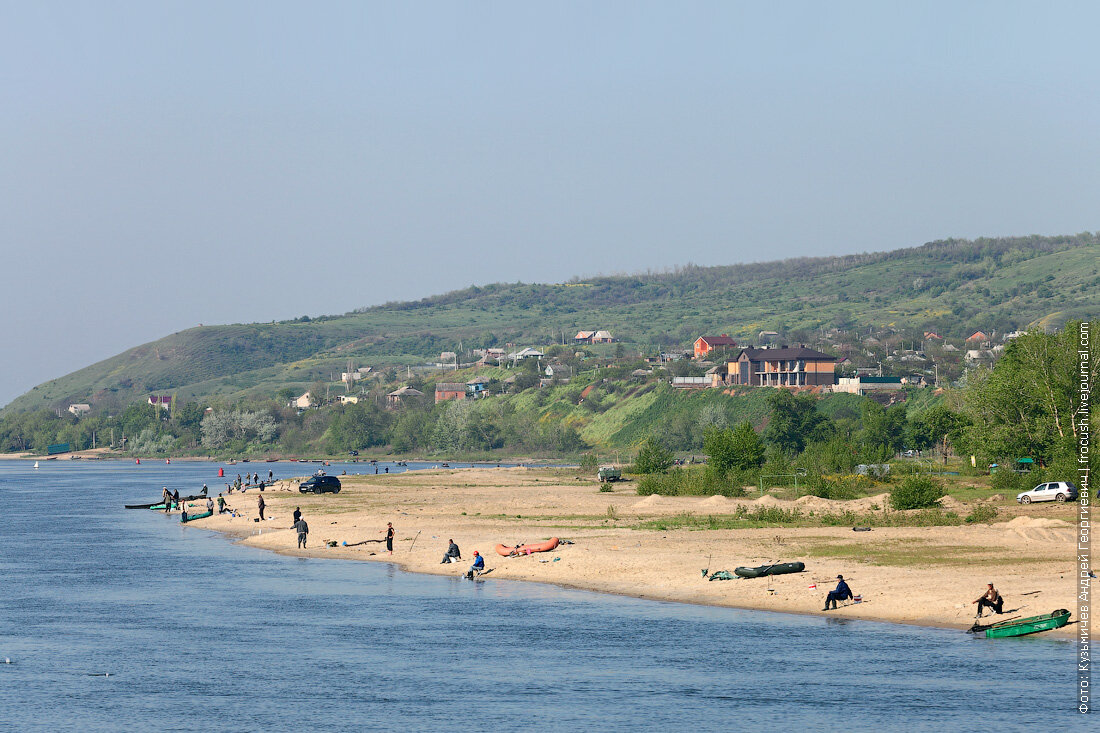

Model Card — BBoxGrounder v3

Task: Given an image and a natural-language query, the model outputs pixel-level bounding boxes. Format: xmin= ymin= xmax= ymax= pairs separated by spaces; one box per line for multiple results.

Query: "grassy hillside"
xmin=6 ymin=232 xmax=1098 ymax=414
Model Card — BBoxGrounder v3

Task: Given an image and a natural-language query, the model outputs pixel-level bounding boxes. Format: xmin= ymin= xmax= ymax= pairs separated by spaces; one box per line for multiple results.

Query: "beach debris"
xmin=852 ymin=527 xmax=872 ymax=532
xmin=702 ymin=570 xmax=736 ymax=581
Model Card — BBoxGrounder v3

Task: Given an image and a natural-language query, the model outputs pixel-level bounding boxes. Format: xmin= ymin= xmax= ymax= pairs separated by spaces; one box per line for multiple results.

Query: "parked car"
xmin=597 ymin=466 xmax=622 ymax=483
xmin=1016 ymin=481 xmax=1078 ymax=504
xmin=299 ymin=475 xmax=342 ymax=494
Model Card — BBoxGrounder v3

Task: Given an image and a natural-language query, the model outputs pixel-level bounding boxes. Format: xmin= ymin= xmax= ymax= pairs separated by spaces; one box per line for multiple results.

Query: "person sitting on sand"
xmin=441 ymin=539 xmax=461 ymax=564
xmin=293 ymin=518 xmax=309 ymax=549
xmin=824 ymin=575 xmax=853 ymax=611
xmin=466 ymin=551 xmax=485 ymax=579
xmin=973 ymin=583 xmax=1004 ymax=617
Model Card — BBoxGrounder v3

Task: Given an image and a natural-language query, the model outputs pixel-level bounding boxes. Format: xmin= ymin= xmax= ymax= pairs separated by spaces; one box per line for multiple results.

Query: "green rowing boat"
xmin=970 ymin=609 xmax=1071 ymax=638
xmin=734 ymin=562 xmax=805 ymax=578
xmin=181 ymin=511 xmax=212 ymax=523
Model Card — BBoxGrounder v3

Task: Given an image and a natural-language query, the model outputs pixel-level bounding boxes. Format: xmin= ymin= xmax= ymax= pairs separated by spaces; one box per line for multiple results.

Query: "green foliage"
xmin=890 ymin=475 xmax=946 ymax=510
xmin=636 ymin=466 xmax=746 ymax=497
xmin=764 ymin=390 xmax=834 ymax=453
xmin=631 ymin=436 xmax=674 ymax=474
xmin=965 ymin=504 xmax=999 ymax=524
xmin=703 ymin=422 xmax=764 ymax=476
xmin=579 ymin=452 xmax=599 ymax=473
xmin=961 ymin=321 xmax=1097 ymax=465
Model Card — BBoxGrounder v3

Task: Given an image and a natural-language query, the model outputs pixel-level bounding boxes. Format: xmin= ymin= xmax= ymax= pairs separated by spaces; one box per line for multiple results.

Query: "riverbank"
xmin=191 ymin=467 xmax=1079 ymax=636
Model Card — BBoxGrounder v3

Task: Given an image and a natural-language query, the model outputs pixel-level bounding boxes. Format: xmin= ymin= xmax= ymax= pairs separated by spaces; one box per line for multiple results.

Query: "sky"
xmin=1 ymin=1 xmax=1098 ymax=406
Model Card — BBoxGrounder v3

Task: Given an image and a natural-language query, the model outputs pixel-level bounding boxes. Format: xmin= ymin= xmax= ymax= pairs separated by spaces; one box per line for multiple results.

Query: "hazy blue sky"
xmin=2 ymin=1 xmax=1098 ymax=406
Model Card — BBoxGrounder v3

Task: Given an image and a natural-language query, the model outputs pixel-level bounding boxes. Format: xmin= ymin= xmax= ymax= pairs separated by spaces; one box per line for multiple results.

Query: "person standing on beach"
xmin=384 ymin=522 xmax=394 ymax=555
xmin=172 ymin=489 xmax=180 ymax=510
xmin=162 ymin=487 xmax=171 ymax=512
xmin=217 ymin=494 xmax=227 ymax=514
xmin=206 ymin=497 xmax=214 ymax=515
xmin=257 ymin=494 xmax=265 ymax=521
xmin=293 ymin=517 xmax=309 ymax=548
xmin=292 ymin=507 xmax=301 ymax=525
xmin=268 ymin=470 xmax=274 ymax=483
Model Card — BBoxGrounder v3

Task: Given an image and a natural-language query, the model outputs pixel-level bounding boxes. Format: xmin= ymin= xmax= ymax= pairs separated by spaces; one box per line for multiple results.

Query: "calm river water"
xmin=0 ymin=460 xmax=1086 ymax=731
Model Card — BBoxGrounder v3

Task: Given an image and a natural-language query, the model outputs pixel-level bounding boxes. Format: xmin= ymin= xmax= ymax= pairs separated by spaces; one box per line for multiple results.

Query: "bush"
xmin=579 ymin=452 xmax=599 ymax=474
xmin=890 ymin=475 xmax=946 ymax=510
xmin=634 ymin=467 xmax=746 ymax=497
xmin=965 ymin=504 xmax=999 ymax=524
xmin=990 ymin=469 xmax=1028 ymax=494
xmin=631 ymin=437 xmax=674 ymax=475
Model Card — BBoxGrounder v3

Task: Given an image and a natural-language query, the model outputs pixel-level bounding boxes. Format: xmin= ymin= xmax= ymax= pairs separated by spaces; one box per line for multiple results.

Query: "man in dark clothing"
xmin=384 ymin=522 xmax=394 ymax=555
xmin=172 ymin=489 xmax=180 ymax=510
xmin=441 ymin=539 xmax=461 ymax=564
xmin=257 ymin=494 xmax=265 ymax=521
xmin=292 ymin=507 xmax=302 ymax=524
xmin=466 ymin=551 xmax=485 ymax=579
xmin=162 ymin=487 xmax=171 ymax=513
xmin=293 ymin=518 xmax=309 ymax=549
xmin=217 ymin=494 xmax=228 ymax=514
xmin=973 ymin=584 xmax=1004 ymax=617
xmin=824 ymin=575 xmax=853 ymax=610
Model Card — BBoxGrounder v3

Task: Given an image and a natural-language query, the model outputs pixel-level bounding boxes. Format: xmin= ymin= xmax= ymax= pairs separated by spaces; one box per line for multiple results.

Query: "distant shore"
xmin=185 ymin=466 xmax=1078 ymax=637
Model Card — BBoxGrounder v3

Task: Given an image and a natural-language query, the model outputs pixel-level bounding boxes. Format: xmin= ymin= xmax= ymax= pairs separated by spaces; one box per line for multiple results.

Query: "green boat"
xmin=970 ymin=609 xmax=1071 ymax=638
xmin=148 ymin=502 xmax=178 ymax=511
xmin=734 ymin=562 xmax=806 ymax=578
xmin=180 ymin=511 xmax=212 ymax=523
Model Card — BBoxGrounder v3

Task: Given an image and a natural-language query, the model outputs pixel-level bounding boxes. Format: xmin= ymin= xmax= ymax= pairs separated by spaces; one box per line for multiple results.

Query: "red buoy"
xmin=135 ymin=458 xmax=140 ymax=465
xmin=218 ymin=467 xmax=224 ymax=477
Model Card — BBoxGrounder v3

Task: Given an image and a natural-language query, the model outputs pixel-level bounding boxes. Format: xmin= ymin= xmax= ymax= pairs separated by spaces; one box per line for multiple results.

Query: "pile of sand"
xmin=1003 ymin=516 xmax=1072 ymax=529
xmin=939 ymin=496 xmax=967 ymax=512
xmin=699 ymin=495 xmax=736 ymax=508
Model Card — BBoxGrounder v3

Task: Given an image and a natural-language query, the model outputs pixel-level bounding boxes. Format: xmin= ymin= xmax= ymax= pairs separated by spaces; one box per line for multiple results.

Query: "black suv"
xmin=298 ymin=475 xmax=342 ymax=494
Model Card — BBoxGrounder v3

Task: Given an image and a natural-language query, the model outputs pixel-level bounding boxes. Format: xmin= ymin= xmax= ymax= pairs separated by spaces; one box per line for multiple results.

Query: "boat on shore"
xmin=496 ymin=538 xmax=560 ymax=556
xmin=969 ymin=609 xmax=1071 ymax=638
xmin=734 ymin=562 xmax=806 ymax=578
xmin=181 ymin=511 xmax=212 ymax=523
xmin=129 ymin=488 xmax=208 ymax=510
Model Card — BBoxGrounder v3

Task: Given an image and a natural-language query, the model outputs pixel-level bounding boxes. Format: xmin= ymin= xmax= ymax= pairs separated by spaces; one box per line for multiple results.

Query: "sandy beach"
xmin=191 ymin=466 xmax=1080 ymax=636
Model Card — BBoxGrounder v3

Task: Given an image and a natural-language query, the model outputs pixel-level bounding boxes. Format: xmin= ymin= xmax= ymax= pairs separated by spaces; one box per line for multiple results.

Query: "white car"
xmin=1016 ymin=481 xmax=1078 ymax=504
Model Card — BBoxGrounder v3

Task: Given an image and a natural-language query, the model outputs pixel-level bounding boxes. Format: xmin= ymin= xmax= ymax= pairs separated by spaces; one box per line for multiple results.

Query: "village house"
xmin=833 ymin=376 xmax=904 ymax=395
xmin=573 ymin=330 xmax=614 ymax=344
xmin=508 ymin=347 xmax=544 ymax=361
xmin=435 ymin=383 xmax=467 ymax=404
xmin=386 ymin=386 xmax=424 ymax=408
xmin=466 ymin=377 xmax=490 ymax=398
xmin=148 ymin=395 xmax=172 ymax=410
xmin=726 ymin=346 xmax=837 ymax=387
xmin=478 ymin=348 xmax=506 ymax=365
xmin=693 ymin=335 xmax=738 ymax=359
xmin=336 ymin=395 xmax=359 ymax=405
xmin=294 ymin=392 xmax=314 ymax=409
xmin=68 ymin=403 xmax=91 ymax=416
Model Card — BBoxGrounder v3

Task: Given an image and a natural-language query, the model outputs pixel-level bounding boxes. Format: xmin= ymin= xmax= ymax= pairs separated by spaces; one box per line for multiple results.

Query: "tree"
xmin=763 ymin=390 xmax=833 ymax=454
xmin=309 ymin=380 xmax=327 ymax=407
xmin=704 ymin=422 xmax=765 ymax=475
xmin=860 ymin=401 xmax=907 ymax=454
xmin=632 ymin=436 xmax=674 ymax=474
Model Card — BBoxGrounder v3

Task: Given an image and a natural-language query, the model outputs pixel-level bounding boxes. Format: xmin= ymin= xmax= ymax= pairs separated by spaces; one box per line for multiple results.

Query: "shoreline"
xmin=176 ymin=467 xmax=1078 ymax=638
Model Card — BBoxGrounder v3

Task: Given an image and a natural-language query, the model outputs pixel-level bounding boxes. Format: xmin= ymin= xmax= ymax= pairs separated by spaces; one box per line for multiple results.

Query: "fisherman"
xmin=293 ymin=517 xmax=309 ymax=549
xmin=466 ymin=550 xmax=485 ymax=579
xmin=206 ymin=496 xmax=214 ymax=515
xmin=384 ymin=522 xmax=394 ymax=555
xmin=823 ymin=575 xmax=853 ymax=611
xmin=172 ymin=489 xmax=180 ymax=510
xmin=973 ymin=583 xmax=1004 ymax=617
xmin=441 ymin=538 xmax=461 ymax=564
xmin=202 ymin=483 xmax=208 ymax=495
xmin=257 ymin=494 xmax=266 ymax=521
xmin=217 ymin=494 xmax=228 ymax=514
xmin=292 ymin=506 xmax=302 ymax=524
xmin=162 ymin=487 xmax=171 ymax=513
xmin=268 ymin=470 xmax=273 ymax=483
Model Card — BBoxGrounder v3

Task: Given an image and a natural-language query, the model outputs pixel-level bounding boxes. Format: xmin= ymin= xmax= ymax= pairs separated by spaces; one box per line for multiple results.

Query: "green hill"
xmin=6 ymin=232 xmax=1098 ymax=414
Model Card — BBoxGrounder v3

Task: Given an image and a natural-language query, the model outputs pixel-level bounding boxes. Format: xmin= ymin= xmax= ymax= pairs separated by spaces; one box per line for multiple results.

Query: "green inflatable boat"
xmin=734 ymin=562 xmax=806 ymax=578
xmin=180 ymin=511 xmax=212 ymax=523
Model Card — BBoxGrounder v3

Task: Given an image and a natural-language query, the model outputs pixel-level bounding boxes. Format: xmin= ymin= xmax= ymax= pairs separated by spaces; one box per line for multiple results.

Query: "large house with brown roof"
xmin=726 ymin=346 xmax=837 ymax=387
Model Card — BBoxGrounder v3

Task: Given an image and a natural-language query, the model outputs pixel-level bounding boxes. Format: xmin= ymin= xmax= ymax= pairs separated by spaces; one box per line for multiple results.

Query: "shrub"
xmin=965 ymin=504 xmax=999 ymax=524
xmin=890 ymin=475 xmax=946 ymax=510
xmin=631 ymin=437 xmax=675 ymax=474
xmin=579 ymin=452 xmax=599 ymax=474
